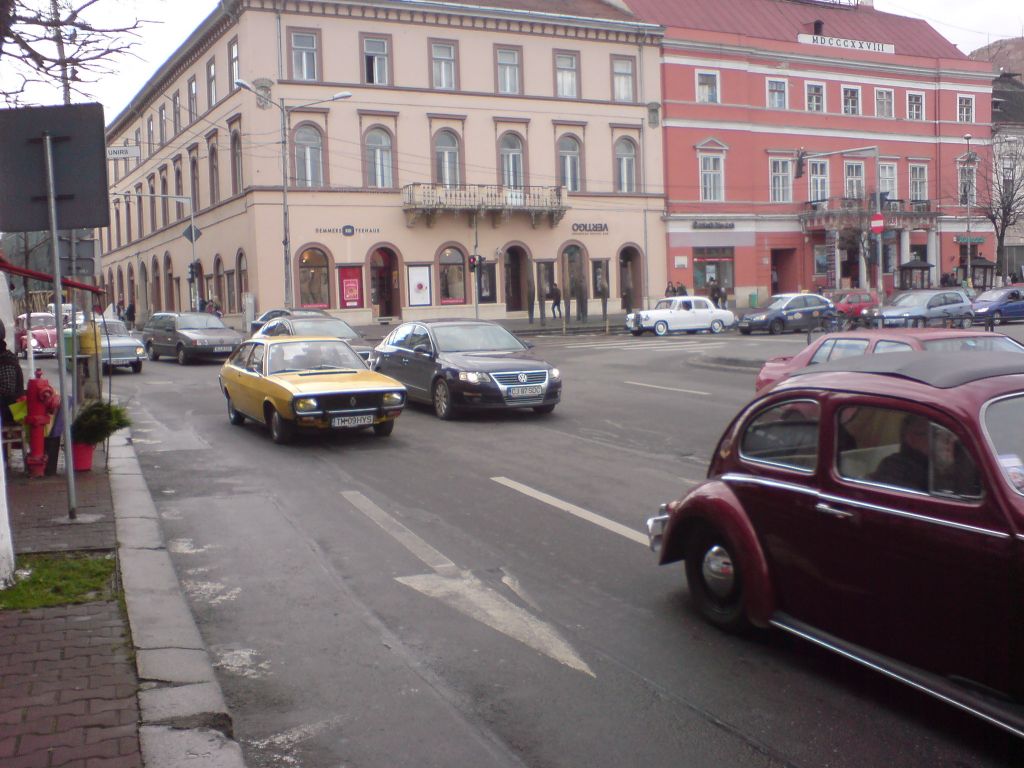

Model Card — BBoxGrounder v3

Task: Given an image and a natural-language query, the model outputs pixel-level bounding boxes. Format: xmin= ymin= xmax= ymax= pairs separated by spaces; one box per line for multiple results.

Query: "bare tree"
xmin=0 ymin=0 xmax=143 ymax=104
xmin=977 ymin=132 xmax=1024 ymax=278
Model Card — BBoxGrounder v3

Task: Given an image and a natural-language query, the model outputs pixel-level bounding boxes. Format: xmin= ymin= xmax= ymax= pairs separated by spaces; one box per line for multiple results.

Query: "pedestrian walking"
xmin=665 ymin=281 xmax=676 ymax=297
xmin=125 ymin=302 xmax=136 ymax=330
xmin=707 ymin=278 xmax=721 ymax=308
xmin=675 ymin=282 xmax=687 ymax=296
xmin=550 ymin=282 xmax=562 ymax=318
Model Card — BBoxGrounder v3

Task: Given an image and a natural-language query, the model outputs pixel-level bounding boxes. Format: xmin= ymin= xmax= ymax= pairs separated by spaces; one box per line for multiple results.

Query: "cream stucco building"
xmin=100 ymin=0 xmax=666 ymax=327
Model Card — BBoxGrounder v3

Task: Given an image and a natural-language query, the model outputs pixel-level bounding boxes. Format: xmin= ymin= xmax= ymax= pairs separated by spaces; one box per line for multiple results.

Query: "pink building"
xmin=629 ymin=0 xmax=996 ymax=306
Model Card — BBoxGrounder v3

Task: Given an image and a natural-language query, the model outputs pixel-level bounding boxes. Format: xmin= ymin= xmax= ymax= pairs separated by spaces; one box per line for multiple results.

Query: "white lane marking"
xmin=213 ymin=647 xmax=272 ymax=679
xmin=248 ymin=716 xmax=346 ymax=756
xmin=625 ymin=380 xmax=711 ymax=396
xmin=342 ymin=491 xmax=594 ymax=676
xmin=491 ymin=477 xmax=648 ymax=546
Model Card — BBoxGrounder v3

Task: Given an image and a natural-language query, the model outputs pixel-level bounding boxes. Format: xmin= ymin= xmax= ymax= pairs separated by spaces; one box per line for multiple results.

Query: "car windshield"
xmin=178 ymin=314 xmax=227 ymax=330
xmin=764 ymin=296 xmax=790 ymax=310
xmin=976 ymin=289 xmax=1008 ymax=302
xmin=922 ymin=336 xmax=1024 ymax=353
xmin=21 ymin=315 xmax=57 ymax=329
xmin=97 ymin=320 xmax=129 ymax=335
xmin=267 ymin=340 xmax=365 ymax=373
xmin=985 ymin=394 xmax=1024 ymax=495
xmin=654 ymin=300 xmax=673 ymax=310
xmin=433 ymin=323 xmax=526 ymax=353
xmin=290 ymin=318 xmax=360 ymax=339
xmin=889 ymin=292 xmax=930 ymax=307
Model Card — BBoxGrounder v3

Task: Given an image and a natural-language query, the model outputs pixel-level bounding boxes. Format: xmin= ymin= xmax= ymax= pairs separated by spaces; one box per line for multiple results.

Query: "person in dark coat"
xmin=675 ymin=282 xmax=688 ymax=296
xmin=0 ymin=339 xmax=25 ymax=424
xmin=665 ymin=281 xmax=676 ymax=297
xmin=550 ymin=282 xmax=562 ymax=318
xmin=125 ymin=302 xmax=136 ymax=329
xmin=871 ymin=415 xmax=929 ymax=492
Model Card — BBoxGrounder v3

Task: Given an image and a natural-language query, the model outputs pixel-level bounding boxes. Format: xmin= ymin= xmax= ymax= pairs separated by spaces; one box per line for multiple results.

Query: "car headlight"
xmin=550 ymin=368 xmax=561 ymax=381
xmin=459 ymin=371 xmax=490 ymax=384
xmin=860 ymin=309 xmax=868 ymax=315
xmin=977 ymin=306 xmax=988 ymax=312
xmin=749 ymin=314 xmax=766 ymax=321
xmin=135 ymin=346 xmax=145 ymax=355
xmin=294 ymin=397 xmax=319 ymax=412
xmin=31 ymin=338 xmax=39 ymax=348
xmin=382 ymin=391 xmax=404 ymax=406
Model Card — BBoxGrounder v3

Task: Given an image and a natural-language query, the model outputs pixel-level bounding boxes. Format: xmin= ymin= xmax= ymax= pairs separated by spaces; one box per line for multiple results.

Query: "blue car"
xmin=737 ymin=293 xmax=835 ymax=335
xmin=972 ymin=287 xmax=1024 ymax=326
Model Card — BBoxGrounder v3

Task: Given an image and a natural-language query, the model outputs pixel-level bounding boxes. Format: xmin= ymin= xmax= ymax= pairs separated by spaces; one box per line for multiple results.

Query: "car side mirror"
xmin=523 ymin=340 xmax=535 ymax=349
xmin=413 ymin=344 xmax=434 ymax=357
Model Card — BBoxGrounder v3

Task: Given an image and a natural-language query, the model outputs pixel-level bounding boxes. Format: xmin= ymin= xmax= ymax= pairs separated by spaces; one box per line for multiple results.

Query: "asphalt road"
xmin=77 ymin=330 xmax=1022 ymax=767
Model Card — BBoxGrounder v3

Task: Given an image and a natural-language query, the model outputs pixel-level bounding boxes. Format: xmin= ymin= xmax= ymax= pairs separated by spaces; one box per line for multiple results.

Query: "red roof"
xmin=624 ymin=0 xmax=965 ymax=60
xmin=439 ymin=0 xmax=637 ymax=23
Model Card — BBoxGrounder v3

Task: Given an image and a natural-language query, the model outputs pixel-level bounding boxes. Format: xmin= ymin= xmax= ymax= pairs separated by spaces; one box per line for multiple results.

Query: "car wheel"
xmin=993 ymin=311 xmax=1003 ymax=326
xmin=373 ymin=419 xmax=395 ymax=437
xmin=533 ymin=404 xmax=556 ymax=415
xmin=147 ymin=343 xmax=160 ymax=361
xmin=710 ymin=319 xmax=725 ymax=334
xmin=960 ymin=315 xmax=973 ymax=329
xmin=769 ymin=318 xmax=784 ymax=335
xmin=685 ymin=525 xmax=749 ymax=633
xmin=130 ymin=360 xmax=143 ymax=374
xmin=433 ymin=379 xmax=456 ymax=420
xmin=269 ymin=408 xmax=293 ymax=444
xmin=176 ymin=345 xmax=188 ymax=365
xmin=654 ymin=320 xmax=669 ymax=337
xmin=739 ymin=328 xmax=752 ymax=336
xmin=226 ymin=395 xmax=245 ymax=426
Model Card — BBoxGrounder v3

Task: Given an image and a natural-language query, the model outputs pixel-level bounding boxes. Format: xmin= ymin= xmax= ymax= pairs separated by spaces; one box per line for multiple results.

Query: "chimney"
xmin=813 ymin=19 xmax=824 ymax=35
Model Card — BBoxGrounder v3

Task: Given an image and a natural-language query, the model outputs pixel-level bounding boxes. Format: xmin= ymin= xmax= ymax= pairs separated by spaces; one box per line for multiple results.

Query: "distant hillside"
xmin=971 ymin=38 xmax=1024 ymax=76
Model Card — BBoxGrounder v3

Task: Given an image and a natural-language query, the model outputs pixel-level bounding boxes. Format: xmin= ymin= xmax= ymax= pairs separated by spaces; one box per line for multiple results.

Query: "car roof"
xmin=413 ymin=318 xmax=500 ymax=327
xmin=812 ymin=328 xmax=1011 ymax=342
xmin=253 ymin=335 xmax=353 ymax=344
xmin=788 ymin=350 xmax=1024 ymax=389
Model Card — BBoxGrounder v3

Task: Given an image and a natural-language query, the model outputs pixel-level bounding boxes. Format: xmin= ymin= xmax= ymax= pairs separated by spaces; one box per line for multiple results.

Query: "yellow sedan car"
xmin=219 ymin=336 xmax=406 ymax=444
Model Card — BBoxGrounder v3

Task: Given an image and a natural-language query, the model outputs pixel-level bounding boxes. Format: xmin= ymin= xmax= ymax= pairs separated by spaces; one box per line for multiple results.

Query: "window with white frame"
xmin=500 ymin=133 xmax=524 ymax=188
xmin=770 ymin=158 xmax=792 ymax=203
xmin=496 ymin=48 xmax=520 ymax=94
xmin=187 ymin=77 xmax=197 ymax=122
xmin=907 ymin=92 xmax=924 ymax=121
xmin=879 ymin=162 xmax=897 ymax=199
xmin=805 ymin=83 xmax=824 ymax=112
xmin=432 ymin=42 xmax=456 ymax=90
xmin=809 ymin=159 xmax=829 ymax=202
xmin=697 ymin=71 xmax=719 ymax=104
xmin=365 ymin=128 xmax=394 ymax=188
xmin=612 ymin=57 xmax=635 ymax=102
xmin=229 ymin=39 xmax=239 ymax=90
xmin=845 ymin=161 xmax=865 ymax=197
xmin=558 ymin=135 xmax=582 ymax=192
xmin=700 ymin=154 xmax=723 ymax=201
xmin=842 ymin=86 xmax=860 ymax=115
xmin=615 ymin=138 xmax=636 ymax=193
xmin=158 ymin=106 xmax=166 ymax=146
xmin=364 ymin=37 xmax=390 ymax=85
xmin=133 ymin=128 xmax=141 ymax=167
xmin=555 ymin=53 xmax=578 ymax=99
xmin=294 ymin=125 xmax=323 ymax=187
xmin=435 ymin=130 xmax=460 ymax=188
xmin=292 ymin=32 xmax=318 ymax=81
xmin=958 ymin=95 xmax=974 ymax=123
xmin=909 ymin=164 xmax=927 ymax=200
xmin=875 ymin=88 xmax=894 ymax=118
xmin=172 ymin=92 xmax=181 ymax=135
xmin=767 ymin=79 xmax=787 ymax=110
xmin=959 ymin=162 xmax=975 ymax=206
xmin=207 ymin=59 xmax=217 ymax=108
xmin=146 ymin=116 xmax=153 ymax=155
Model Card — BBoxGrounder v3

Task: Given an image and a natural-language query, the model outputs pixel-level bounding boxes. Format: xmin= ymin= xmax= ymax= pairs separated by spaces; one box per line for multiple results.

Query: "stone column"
xmin=900 ymin=229 xmax=911 ymax=266
xmin=927 ymin=229 xmax=939 ymax=287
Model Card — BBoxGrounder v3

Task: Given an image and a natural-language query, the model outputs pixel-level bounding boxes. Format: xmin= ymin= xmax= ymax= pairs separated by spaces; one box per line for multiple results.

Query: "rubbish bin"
xmin=748 ymin=293 xmax=758 ymax=308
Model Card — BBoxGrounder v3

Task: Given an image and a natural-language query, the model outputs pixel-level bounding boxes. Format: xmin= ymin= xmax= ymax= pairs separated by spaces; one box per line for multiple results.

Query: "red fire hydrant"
xmin=26 ymin=369 xmax=58 ymax=479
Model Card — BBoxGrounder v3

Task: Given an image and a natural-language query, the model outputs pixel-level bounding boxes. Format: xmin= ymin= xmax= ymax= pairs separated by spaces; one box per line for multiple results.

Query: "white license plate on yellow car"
xmin=508 ymin=385 xmax=543 ymax=398
xmin=332 ymin=414 xmax=374 ymax=427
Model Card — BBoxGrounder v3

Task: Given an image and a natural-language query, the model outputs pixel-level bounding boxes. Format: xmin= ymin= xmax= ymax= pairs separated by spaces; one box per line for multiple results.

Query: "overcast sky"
xmin=22 ymin=0 xmax=1024 ymax=120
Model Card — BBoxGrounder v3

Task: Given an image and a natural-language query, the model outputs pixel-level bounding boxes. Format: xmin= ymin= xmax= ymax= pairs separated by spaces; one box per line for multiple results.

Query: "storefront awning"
xmin=0 ymin=258 xmax=104 ymax=294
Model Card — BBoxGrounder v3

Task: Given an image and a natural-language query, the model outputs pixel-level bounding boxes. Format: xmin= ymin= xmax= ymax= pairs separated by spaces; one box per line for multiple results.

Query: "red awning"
xmin=0 ymin=258 xmax=104 ymax=295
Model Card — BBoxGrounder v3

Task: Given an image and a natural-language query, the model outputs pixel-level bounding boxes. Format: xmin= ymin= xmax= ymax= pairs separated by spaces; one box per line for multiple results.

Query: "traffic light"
xmin=187 ymin=262 xmax=196 ymax=281
xmin=794 ymin=149 xmax=807 ymax=179
xmin=468 ymin=255 xmax=477 ymax=272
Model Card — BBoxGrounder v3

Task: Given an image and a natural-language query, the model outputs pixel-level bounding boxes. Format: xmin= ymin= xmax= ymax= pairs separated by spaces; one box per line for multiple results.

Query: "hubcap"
xmin=701 ymin=545 xmax=735 ymax=599
xmin=435 ymin=385 xmax=448 ymax=414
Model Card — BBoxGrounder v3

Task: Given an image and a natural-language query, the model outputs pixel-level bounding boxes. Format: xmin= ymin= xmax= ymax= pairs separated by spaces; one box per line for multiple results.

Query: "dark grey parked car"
xmin=141 ymin=312 xmax=245 ymax=365
xmin=249 ymin=307 xmax=330 ymax=334
xmin=875 ymin=289 xmax=974 ymax=328
xmin=253 ymin=316 xmax=374 ymax=362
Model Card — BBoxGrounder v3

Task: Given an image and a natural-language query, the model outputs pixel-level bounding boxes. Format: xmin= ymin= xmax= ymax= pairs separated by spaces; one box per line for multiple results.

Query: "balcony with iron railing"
xmin=799 ymin=195 xmax=938 ymax=232
xmin=401 ymin=183 xmax=569 ymax=228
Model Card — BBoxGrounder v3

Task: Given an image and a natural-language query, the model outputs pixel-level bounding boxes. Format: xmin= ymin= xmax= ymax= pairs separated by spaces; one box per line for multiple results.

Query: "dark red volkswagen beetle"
xmin=648 ymin=352 xmax=1024 ymax=737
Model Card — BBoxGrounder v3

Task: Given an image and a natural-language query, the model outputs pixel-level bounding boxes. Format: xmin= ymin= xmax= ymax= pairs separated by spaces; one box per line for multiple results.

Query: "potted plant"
xmin=70 ymin=400 xmax=131 ymax=471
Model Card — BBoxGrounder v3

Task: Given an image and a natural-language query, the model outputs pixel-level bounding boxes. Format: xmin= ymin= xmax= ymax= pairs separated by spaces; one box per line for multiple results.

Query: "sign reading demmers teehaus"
xmin=797 ymin=33 xmax=894 ymax=54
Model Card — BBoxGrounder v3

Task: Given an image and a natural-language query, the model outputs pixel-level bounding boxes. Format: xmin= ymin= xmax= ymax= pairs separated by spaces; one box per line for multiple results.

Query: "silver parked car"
xmin=875 ymin=289 xmax=974 ymax=328
xmin=96 ymin=319 xmax=146 ymax=373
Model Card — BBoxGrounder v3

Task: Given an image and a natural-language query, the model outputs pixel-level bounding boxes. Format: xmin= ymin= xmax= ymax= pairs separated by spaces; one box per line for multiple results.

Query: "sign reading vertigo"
xmin=797 ymin=34 xmax=895 ymax=54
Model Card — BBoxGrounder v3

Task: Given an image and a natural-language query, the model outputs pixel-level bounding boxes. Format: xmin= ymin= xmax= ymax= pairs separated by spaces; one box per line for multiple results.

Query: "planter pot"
xmin=71 ymin=442 xmax=95 ymax=472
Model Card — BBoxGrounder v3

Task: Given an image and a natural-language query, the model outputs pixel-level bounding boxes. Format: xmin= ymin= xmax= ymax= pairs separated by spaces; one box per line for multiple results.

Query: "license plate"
xmin=332 ymin=414 xmax=374 ymax=427
xmin=508 ymin=385 xmax=543 ymax=398
xmin=214 ymin=346 xmax=232 ymax=352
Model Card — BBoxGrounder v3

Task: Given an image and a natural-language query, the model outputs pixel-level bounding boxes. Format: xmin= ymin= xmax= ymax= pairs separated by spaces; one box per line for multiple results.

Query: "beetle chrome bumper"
xmin=646 ymin=504 xmax=670 ymax=553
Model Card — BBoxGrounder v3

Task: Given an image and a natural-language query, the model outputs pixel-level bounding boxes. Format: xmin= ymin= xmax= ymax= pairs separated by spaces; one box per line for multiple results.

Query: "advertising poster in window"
xmin=408 ymin=265 xmax=431 ymax=307
xmin=337 ymin=266 xmax=364 ymax=308
xmin=439 ymin=248 xmax=467 ymax=305
xmin=479 ymin=263 xmax=497 ymax=303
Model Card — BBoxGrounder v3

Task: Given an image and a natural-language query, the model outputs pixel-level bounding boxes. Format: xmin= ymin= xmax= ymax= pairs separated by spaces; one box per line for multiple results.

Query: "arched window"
xmin=138 ymin=262 xmax=148 ymax=316
xmin=164 ymin=253 xmax=175 ymax=311
xmin=116 ymin=267 xmax=125 ymax=305
xmin=214 ymin=255 xmax=225 ymax=308
xmin=438 ymin=247 xmax=466 ymax=305
xmin=558 ymin=135 xmax=581 ymax=192
xmin=189 ymin=155 xmax=200 ymax=211
xmin=159 ymin=173 xmax=169 ymax=226
xmin=208 ymin=145 xmax=220 ymax=204
xmin=237 ymin=251 xmax=248 ymax=298
xmin=365 ymin=128 xmax=393 ymax=188
xmin=500 ymin=133 xmax=524 ymax=188
xmin=230 ymin=130 xmax=243 ymax=195
xmin=114 ymin=207 xmax=122 ymax=248
xmin=151 ymin=256 xmax=162 ymax=312
xmin=294 ymin=125 xmax=323 ymax=187
xmin=615 ymin=138 xmax=637 ymax=194
xmin=107 ymin=269 xmax=114 ymax=298
xmin=174 ymin=164 xmax=184 ymax=220
xmin=435 ymin=130 xmax=460 ymax=188
xmin=127 ymin=264 xmax=135 ymax=306
xmin=298 ymin=247 xmax=330 ymax=308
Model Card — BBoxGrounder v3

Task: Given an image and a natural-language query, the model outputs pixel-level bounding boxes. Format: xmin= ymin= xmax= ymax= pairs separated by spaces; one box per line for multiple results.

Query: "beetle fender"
xmin=660 ymin=480 xmax=775 ymax=627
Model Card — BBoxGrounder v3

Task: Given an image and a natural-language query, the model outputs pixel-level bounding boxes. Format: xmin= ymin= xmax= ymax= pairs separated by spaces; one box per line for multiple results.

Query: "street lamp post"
xmin=235 ymin=79 xmax=351 ymax=309
xmin=963 ymin=133 xmax=976 ymax=290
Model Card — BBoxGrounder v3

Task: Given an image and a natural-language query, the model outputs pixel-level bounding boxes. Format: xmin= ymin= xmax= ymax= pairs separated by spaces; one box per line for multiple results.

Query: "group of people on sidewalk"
xmin=664 ymin=278 xmax=729 ymax=308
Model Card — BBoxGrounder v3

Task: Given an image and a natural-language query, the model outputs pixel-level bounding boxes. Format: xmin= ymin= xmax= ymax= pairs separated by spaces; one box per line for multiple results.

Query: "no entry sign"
xmin=870 ymin=213 xmax=884 ymax=234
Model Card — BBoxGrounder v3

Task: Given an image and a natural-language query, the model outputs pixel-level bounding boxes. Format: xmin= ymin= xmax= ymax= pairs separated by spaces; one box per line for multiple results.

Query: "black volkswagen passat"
xmin=372 ymin=319 xmax=561 ymax=419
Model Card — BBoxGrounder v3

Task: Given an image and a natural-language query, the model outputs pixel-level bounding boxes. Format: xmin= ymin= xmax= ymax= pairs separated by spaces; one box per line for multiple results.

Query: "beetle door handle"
xmin=815 ymin=502 xmax=855 ymax=520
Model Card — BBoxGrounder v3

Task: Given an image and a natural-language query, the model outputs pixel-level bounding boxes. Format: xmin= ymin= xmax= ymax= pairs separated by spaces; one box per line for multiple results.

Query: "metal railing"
xmin=402 ymin=183 xmax=567 ymax=212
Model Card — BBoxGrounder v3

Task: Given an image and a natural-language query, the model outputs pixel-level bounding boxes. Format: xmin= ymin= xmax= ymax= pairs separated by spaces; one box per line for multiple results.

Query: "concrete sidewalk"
xmin=3 ymin=437 xmax=246 ymax=767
